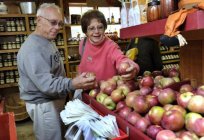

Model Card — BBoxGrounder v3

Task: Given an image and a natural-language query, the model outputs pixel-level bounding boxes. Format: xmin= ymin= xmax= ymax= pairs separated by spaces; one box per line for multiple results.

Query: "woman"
xmin=78 ymin=9 xmax=140 ymax=82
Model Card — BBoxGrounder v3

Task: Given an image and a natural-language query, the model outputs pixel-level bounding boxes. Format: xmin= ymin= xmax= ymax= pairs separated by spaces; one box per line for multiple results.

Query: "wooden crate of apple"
xmin=88 ymin=65 xmax=204 ymax=139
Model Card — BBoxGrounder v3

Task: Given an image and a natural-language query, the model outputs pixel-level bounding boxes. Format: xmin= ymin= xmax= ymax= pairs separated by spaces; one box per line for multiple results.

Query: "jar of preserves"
xmin=147 ymin=0 xmax=161 ymax=22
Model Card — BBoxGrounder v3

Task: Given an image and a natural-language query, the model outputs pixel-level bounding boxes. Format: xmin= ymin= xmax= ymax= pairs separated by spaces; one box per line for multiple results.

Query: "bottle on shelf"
xmin=111 ymin=13 xmax=115 ymax=24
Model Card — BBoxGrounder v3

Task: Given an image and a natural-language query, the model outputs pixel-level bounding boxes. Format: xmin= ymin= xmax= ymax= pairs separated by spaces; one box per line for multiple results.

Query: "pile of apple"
xmin=88 ymin=65 xmax=204 ymax=140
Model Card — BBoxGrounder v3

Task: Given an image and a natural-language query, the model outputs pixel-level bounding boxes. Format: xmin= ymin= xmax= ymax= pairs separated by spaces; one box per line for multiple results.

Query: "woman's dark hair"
xmin=81 ymin=9 xmax=107 ymax=34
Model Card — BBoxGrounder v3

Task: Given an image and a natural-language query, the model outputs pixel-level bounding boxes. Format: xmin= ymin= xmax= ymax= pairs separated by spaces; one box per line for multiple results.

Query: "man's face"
xmin=37 ymin=8 xmax=63 ymax=40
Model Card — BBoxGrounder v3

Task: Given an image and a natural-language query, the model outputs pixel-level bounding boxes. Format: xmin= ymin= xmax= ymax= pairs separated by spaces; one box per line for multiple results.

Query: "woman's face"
xmin=86 ymin=19 xmax=105 ymax=46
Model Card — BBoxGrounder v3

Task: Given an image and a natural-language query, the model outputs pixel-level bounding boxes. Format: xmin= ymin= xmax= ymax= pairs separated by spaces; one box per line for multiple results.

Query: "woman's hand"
xmin=120 ymin=63 xmax=138 ymax=81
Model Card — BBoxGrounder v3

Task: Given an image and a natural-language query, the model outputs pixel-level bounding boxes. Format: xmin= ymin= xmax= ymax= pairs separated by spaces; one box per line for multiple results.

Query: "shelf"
xmin=161 ymin=50 xmax=180 ymax=54
xmin=162 ymin=59 xmax=180 ymax=64
xmin=120 ymin=10 xmax=204 ymax=39
xmin=0 ymin=83 xmax=18 ymax=89
xmin=57 ymin=46 xmax=65 ymax=49
xmin=69 ymin=60 xmax=80 ymax=64
xmin=0 ymin=32 xmax=28 ymax=36
xmin=0 ymin=14 xmax=27 ymax=17
xmin=67 ymin=44 xmax=79 ymax=48
xmin=0 ymin=49 xmax=19 ymax=54
xmin=0 ymin=66 xmax=17 ymax=71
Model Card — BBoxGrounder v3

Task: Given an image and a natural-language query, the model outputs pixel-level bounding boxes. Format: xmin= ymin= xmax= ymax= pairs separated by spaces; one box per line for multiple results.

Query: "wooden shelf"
xmin=69 ymin=60 xmax=80 ymax=64
xmin=0 ymin=14 xmax=27 ymax=17
xmin=57 ymin=46 xmax=65 ymax=49
xmin=0 ymin=32 xmax=28 ymax=36
xmin=0 ymin=49 xmax=19 ymax=54
xmin=0 ymin=66 xmax=17 ymax=71
xmin=162 ymin=59 xmax=180 ymax=64
xmin=67 ymin=44 xmax=79 ymax=48
xmin=161 ymin=50 xmax=180 ymax=54
xmin=120 ymin=10 xmax=204 ymax=39
xmin=0 ymin=83 xmax=18 ymax=89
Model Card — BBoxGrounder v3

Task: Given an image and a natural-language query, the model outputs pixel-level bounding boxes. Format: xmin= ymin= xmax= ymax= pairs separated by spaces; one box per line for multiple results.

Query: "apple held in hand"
xmin=102 ymin=96 xmax=116 ymax=110
xmin=118 ymin=61 xmax=130 ymax=75
xmin=185 ymin=112 xmax=202 ymax=131
xmin=177 ymin=92 xmax=194 ymax=108
xmin=100 ymin=80 xmax=117 ymax=95
xmin=85 ymin=72 xmax=96 ymax=78
xmin=96 ymin=92 xmax=108 ymax=104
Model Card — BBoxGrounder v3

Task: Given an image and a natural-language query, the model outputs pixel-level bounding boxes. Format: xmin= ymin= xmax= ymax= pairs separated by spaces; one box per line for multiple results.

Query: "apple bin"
xmin=82 ymin=79 xmax=194 ymax=140
xmin=82 ymin=93 xmax=151 ymax=140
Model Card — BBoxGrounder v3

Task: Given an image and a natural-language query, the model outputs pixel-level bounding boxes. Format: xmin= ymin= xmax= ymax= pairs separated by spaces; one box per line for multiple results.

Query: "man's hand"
xmin=71 ymin=72 xmax=97 ymax=90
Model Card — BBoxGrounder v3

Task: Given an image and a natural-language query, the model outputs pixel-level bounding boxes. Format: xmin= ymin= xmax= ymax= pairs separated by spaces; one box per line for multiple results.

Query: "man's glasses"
xmin=87 ymin=25 xmax=104 ymax=33
xmin=40 ymin=16 xmax=64 ymax=28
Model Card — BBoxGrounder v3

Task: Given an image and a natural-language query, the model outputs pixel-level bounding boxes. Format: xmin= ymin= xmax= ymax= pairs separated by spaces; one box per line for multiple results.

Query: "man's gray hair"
xmin=36 ymin=3 xmax=61 ymax=17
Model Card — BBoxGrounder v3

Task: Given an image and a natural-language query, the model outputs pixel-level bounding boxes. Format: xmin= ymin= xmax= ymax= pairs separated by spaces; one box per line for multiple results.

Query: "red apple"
xmin=116 ymin=101 xmax=126 ymax=110
xmin=178 ymin=131 xmax=199 ymax=140
xmin=117 ymin=106 xmax=132 ymax=119
xmin=161 ymin=110 xmax=185 ymax=131
xmin=179 ymin=84 xmax=194 ymax=94
xmin=151 ymin=88 xmax=162 ymax=96
xmin=146 ymin=125 xmax=163 ymax=139
xmin=110 ymin=88 xmax=125 ymax=103
xmin=146 ymin=95 xmax=159 ymax=108
xmin=102 ymin=96 xmax=116 ymax=110
xmin=185 ymin=112 xmax=202 ymax=131
xmin=133 ymin=95 xmax=150 ymax=114
xmin=118 ymin=61 xmax=130 ymax=75
xmin=135 ymin=117 xmax=150 ymax=132
xmin=169 ymin=105 xmax=186 ymax=117
xmin=126 ymin=111 xmax=141 ymax=125
xmin=140 ymin=75 xmax=154 ymax=88
xmin=193 ymin=118 xmax=204 ymax=137
xmin=158 ymin=88 xmax=176 ymax=105
xmin=156 ymin=130 xmax=177 ymax=140
xmin=139 ymin=86 xmax=152 ymax=96
xmin=168 ymin=68 xmax=180 ymax=77
xmin=196 ymin=85 xmax=204 ymax=97
xmin=163 ymin=104 xmax=173 ymax=111
xmin=125 ymin=90 xmax=140 ymax=108
xmin=148 ymin=106 xmax=165 ymax=125
xmin=187 ymin=95 xmax=204 ymax=114
xmin=176 ymin=92 xmax=194 ymax=108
